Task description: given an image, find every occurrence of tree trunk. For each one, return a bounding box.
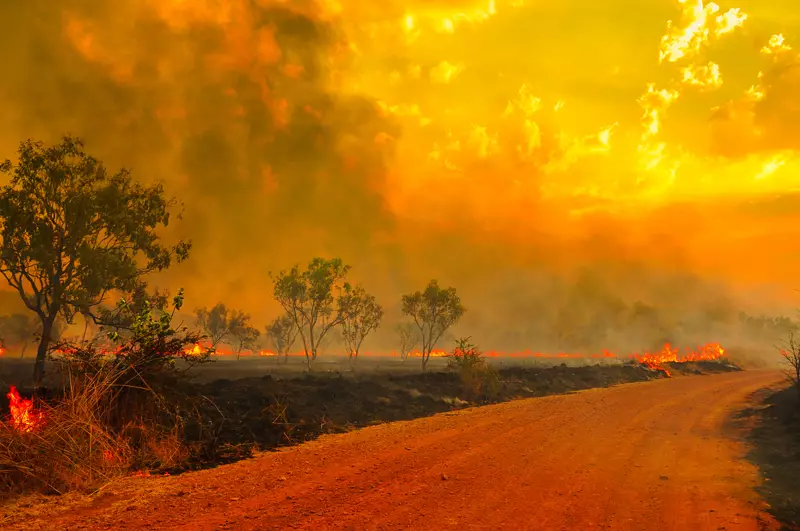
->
[421,351,429,371]
[19,342,28,359]
[33,315,55,387]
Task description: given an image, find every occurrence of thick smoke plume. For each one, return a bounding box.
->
[0,1,797,359]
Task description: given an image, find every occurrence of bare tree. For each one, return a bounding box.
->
[339,285,383,368]
[270,257,350,370]
[0,136,190,383]
[265,314,298,364]
[396,322,419,362]
[779,331,800,400]
[194,303,248,349]
[402,279,465,370]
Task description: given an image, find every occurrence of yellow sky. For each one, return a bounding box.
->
[1,0,799,328]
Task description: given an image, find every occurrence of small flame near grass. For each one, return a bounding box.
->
[6,386,45,433]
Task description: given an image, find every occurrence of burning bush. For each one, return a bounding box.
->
[0,289,211,496]
[446,337,499,402]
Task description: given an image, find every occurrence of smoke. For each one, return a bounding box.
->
[0,1,797,359]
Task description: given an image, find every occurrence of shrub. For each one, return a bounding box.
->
[0,289,211,496]
[446,337,499,402]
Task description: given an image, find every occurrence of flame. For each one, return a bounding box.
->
[6,386,45,433]
[180,342,725,368]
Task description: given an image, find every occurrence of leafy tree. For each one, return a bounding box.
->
[194,303,248,349]
[0,136,190,384]
[338,285,383,367]
[265,314,298,364]
[401,279,465,370]
[271,257,350,370]
[231,320,260,360]
[395,322,418,362]
[0,313,40,358]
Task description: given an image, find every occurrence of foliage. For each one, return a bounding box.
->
[194,303,249,348]
[395,322,418,362]
[446,337,499,402]
[338,285,383,367]
[401,279,465,370]
[231,322,260,360]
[0,289,210,496]
[53,289,210,430]
[270,257,351,370]
[0,136,190,383]
[95,283,171,338]
[265,314,298,364]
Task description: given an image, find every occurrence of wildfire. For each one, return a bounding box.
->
[181,341,726,370]
[6,386,45,433]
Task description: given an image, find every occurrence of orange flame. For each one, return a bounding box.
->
[6,386,45,433]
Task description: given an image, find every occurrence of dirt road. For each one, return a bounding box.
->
[9,370,785,530]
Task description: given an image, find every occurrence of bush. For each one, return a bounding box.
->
[0,289,211,496]
[446,337,500,402]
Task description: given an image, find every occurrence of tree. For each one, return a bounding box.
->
[338,285,383,368]
[395,322,418,362]
[231,320,260,360]
[779,331,800,402]
[265,314,298,364]
[0,313,40,358]
[271,257,350,370]
[194,303,248,349]
[401,279,465,370]
[0,136,190,384]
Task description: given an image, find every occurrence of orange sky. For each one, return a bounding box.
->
[0,0,799,346]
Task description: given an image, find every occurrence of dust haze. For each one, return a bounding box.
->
[0,0,798,360]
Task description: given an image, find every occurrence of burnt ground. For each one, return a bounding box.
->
[177,359,741,468]
[0,356,741,474]
[735,382,800,530]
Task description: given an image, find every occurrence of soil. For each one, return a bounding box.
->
[2,369,783,530]
[734,382,800,529]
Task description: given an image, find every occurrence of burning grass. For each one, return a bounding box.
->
[0,365,196,497]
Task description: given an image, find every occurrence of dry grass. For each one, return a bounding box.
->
[0,361,192,497]
[0,368,131,495]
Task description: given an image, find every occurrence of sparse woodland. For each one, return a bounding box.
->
[0,136,788,501]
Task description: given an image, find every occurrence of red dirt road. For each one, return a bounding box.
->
[9,370,785,530]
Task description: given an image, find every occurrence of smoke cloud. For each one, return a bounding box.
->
[0,0,798,358]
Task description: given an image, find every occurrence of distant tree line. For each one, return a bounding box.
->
[0,135,796,381]
[0,136,466,381]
